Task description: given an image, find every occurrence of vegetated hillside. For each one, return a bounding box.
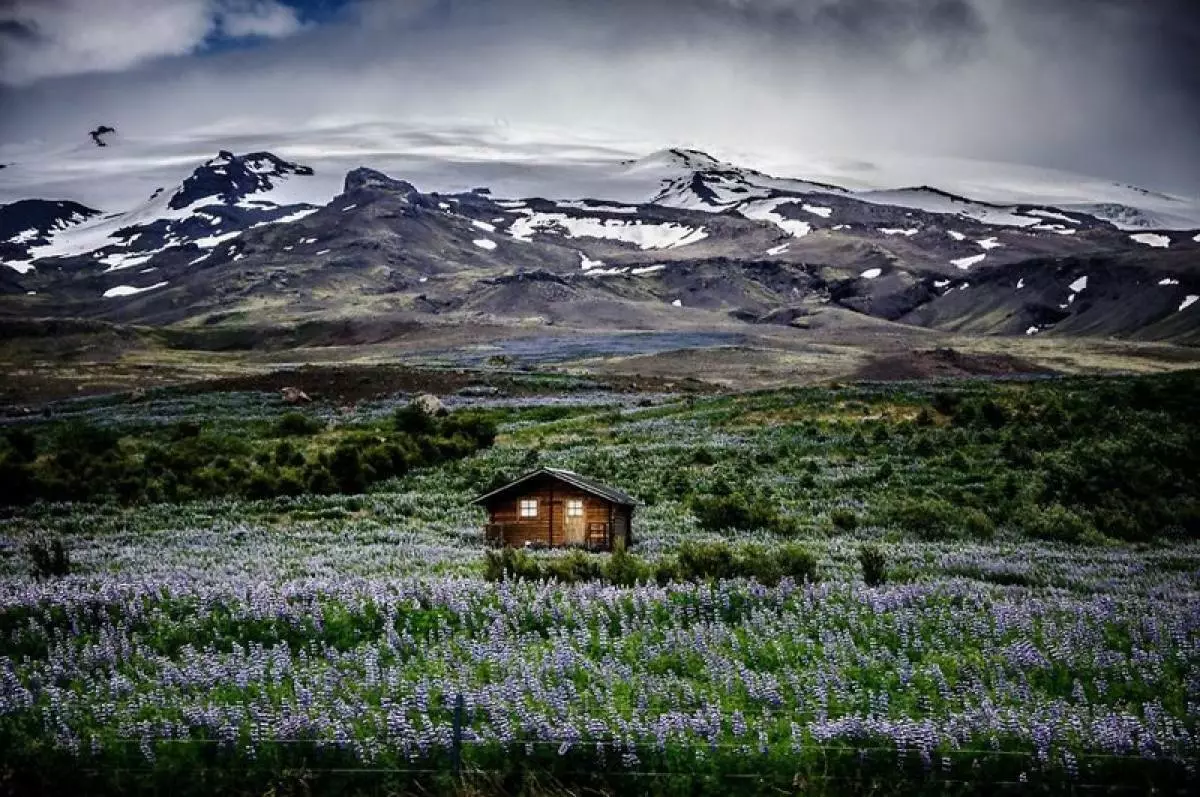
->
[1,371,1199,796]
[3,369,1197,539]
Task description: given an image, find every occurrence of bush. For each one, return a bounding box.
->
[1020,504,1102,544]
[776,544,819,584]
[859,543,887,586]
[483,548,543,582]
[546,551,602,584]
[4,428,37,462]
[441,412,498,449]
[691,493,796,536]
[328,444,367,494]
[394,404,436,436]
[677,541,736,581]
[734,544,783,586]
[275,412,324,437]
[27,537,70,579]
[883,498,994,541]
[604,546,650,586]
[829,507,859,532]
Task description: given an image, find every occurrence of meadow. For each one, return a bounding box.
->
[0,370,1198,795]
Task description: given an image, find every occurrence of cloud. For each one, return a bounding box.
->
[0,0,305,85]
[218,0,307,39]
[0,0,1197,194]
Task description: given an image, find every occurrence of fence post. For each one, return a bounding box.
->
[451,692,465,778]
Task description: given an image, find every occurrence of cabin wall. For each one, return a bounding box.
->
[484,475,624,549]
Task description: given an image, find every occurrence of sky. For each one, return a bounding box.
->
[1,0,1199,195]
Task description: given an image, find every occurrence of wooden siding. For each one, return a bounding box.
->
[482,474,633,550]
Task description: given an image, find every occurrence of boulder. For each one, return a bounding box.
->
[281,386,312,405]
[412,393,447,417]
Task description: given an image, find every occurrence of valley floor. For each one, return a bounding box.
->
[1,368,1198,794]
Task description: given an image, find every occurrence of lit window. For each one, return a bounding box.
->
[519,499,538,518]
[566,499,584,517]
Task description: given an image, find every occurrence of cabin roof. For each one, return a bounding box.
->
[470,467,637,507]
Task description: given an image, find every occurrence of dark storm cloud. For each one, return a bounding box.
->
[1,0,1198,193]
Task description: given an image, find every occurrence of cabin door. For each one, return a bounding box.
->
[564,498,586,546]
[612,513,628,549]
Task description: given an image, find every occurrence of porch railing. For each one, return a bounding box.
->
[485,521,613,549]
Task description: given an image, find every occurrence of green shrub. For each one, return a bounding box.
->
[274,440,304,467]
[653,558,682,585]
[691,493,796,536]
[604,546,650,586]
[859,543,887,586]
[883,498,993,541]
[394,404,436,436]
[829,507,859,532]
[484,548,543,582]
[171,421,201,441]
[547,551,602,584]
[677,541,736,581]
[776,544,819,584]
[3,428,37,462]
[275,412,324,437]
[27,537,70,579]
[442,412,498,448]
[734,544,784,586]
[1020,504,1102,544]
[328,444,367,494]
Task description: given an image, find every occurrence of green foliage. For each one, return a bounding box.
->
[0,405,494,507]
[27,537,70,579]
[859,543,887,586]
[483,541,817,587]
[483,547,542,582]
[275,412,324,436]
[829,507,859,531]
[677,540,737,580]
[394,404,436,435]
[690,492,796,536]
[604,546,651,586]
[881,497,994,541]
[774,544,819,584]
[1019,503,1103,544]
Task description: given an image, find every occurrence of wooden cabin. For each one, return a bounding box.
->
[472,468,635,551]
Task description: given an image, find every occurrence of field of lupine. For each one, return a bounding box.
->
[1,371,1198,795]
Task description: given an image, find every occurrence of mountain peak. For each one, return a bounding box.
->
[343,168,421,199]
[627,148,726,173]
[168,151,313,211]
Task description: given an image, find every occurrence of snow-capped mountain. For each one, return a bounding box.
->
[2,150,318,275]
[2,125,1198,343]
[0,200,101,272]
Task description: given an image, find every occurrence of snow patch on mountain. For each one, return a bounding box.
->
[952,254,986,270]
[103,281,167,298]
[741,199,812,237]
[507,211,707,249]
[1130,233,1171,248]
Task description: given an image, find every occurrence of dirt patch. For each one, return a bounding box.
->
[852,347,1057,382]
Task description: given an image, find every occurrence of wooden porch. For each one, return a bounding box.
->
[486,520,615,550]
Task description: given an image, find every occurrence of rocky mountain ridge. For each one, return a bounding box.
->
[2,146,1198,344]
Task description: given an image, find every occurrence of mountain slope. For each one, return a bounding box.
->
[2,139,1198,345]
